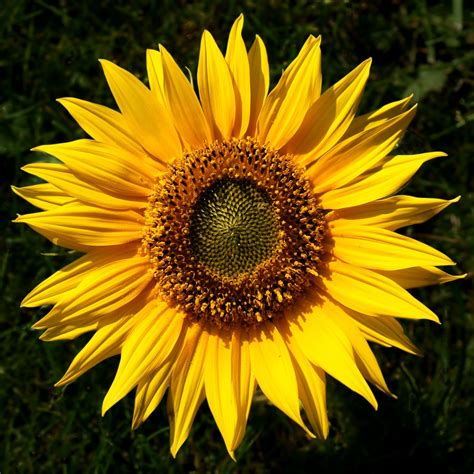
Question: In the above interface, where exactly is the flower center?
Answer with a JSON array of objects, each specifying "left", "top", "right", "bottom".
[
  {"left": 190, "top": 179, "right": 279, "bottom": 277},
  {"left": 143, "top": 138, "right": 327, "bottom": 329}
]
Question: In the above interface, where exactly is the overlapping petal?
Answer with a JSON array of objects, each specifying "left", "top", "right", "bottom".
[
  {"left": 347, "top": 311, "right": 421, "bottom": 355},
  {"left": 246, "top": 35, "right": 269, "bottom": 135},
  {"left": 57, "top": 97, "right": 146, "bottom": 156},
  {"left": 55, "top": 311, "right": 139, "bottom": 386},
  {"left": 225, "top": 14, "right": 251, "bottom": 138},
  {"left": 258, "top": 35, "right": 322, "bottom": 149},
  {"left": 103, "top": 302, "right": 185, "bottom": 414},
  {"left": 284, "top": 59, "right": 371, "bottom": 163},
  {"left": 328, "top": 301, "right": 392, "bottom": 395},
  {"left": 327, "top": 195, "right": 459, "bottom": 230},
  {"left": 100, "top": 59, "right": 182, "bottom": 163},
  {"left": 198, "top": 30, "right": 236, "bottom": 139},
  {"left": 146, "top": 49, "right": 166, "bottom": 102},
  {"left": 205, "top": 331, "right": 236, "bottom": 453},
  {"left": 33, "top": 140, "right": 157, "bottom": 197},
  {"left": 286, "top": 297, "right": 377, "bottom": 408},
  {"left": 12, "top": 183, "right": 74, "bottom": 210},
  {"left": 21, "top": 162, "right": 146, "bottom": 211},
  {"left": 376, "top": 266, "right": 466, "bottom": 289},
  {"left": 329, "top": 224, "right": 454, "bottom": 270},
  {"left": 160, "top": 45, "right": 211, "bottom": 148},
  {"left": 309, "top": 106, "right": 417, "bottom": 192},
  {"left": 132, "top": 359, "right": 176, "bottom": 429},
  {"left": 33, "top": 253, "right": 152, "bottom": 329},
  {"left": 343, "top": 95, "right": 413, "bottom": 138},
  {"left": 321, "top": 260, "right": 440, "bottom": 322},
  {"left": 169, "top": 323, "right": 207, "bottom": 457},
  {"left": 15, "top": 202, "right": 144, "bottom": 250},
  {"left": 248, "top": 322, "right": 312, "bottom": 435},
  {"left": 281, "top": 320, "right": 329, "bottom": 438},
  {"left": 22, "top": 246, "right": 136, "bottom": 308},
  {"left": 319, "top": 152, "right": 446, "bottom": 209}
]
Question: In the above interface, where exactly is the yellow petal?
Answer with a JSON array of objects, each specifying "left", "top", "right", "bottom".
[
  {"left": 132, "top": 360, "right": 175, "bottom": 429},
  {"left": 15, "top": 202, "right": 144, "bottom": 250},
  {"left": 282, "top": 320, "right": 329, "bottom": 439},
  {"left": 248, "top": 321, "right": 312, "bottom": 435},
  {"left": 347, "top": 311, "right": 421, "bottom": 355},
  {"left": 146, "top": 49, "right": 166, "bottom": 103},
  {"left": 319, "top": 152, "right": 446, "bottom": 209},
  {"left": 40, "top": 322, "right": 97, "bottom": 341},
  {"left": 286, "top": 297, "right": 377, "bottom": 408},
  {"left": 22, "top": 246, "right": 135, "bottom": 308},
  {"left": 198, "top": 30, "right": 236, "bottom": 139},
  {"left": 246, "top": 35, "right": 269, "bottom": 136},
  {"left": 343, "top": 95, "right": 413, "bottom": 138},
  {"left": 294, "top": 360, "right": 329, "bottom": 439},
  {"left": 103, "top": 303, "right": 185, "bottom": 414},
  {"left": 55, "top": 308, "right": 142, "bottom": 386},
  {"left": 229, "top": 330, "right": 255, "bottom": 455},
  {"left": 33, "top": 140, "right": 155, "bottom": 197},
  {"left": 160, "top": 45, "right": 211, "bottom": 148},
  {"left": 258, "top": 35, "right": 322, "bottom": 149},
  {"left": 285, "top": 59, "right": 371, "bottom": 163},
  {"left": 376, "top": 266, "right": 466, "bottom": 289},
  {"left": 169, "top": 322, "right": 207, "bottom": 457},
  {"left": 12, "top": 183, "right": 74, "bottom": 210},
  {"left": 100, "top": 59, "right": 182, "bottom": 163},
  {"left": 329, "top": 301, "right": 392, "bottom": 395},
  {"left": 40, "top": 254, "right": 152, "bottom": 328},
  {"left": 309, "top": 106, "right": 417, "bottom": 193},
  {"left": 327, "top": 195, "right": 460, "bottom": 230},
  {"left": 204, "top": 330, "right": 239, "bottom": 458},
  {"left": 32, "top": 281, "right": 151, "bottom": 335},
  {"left": 22, "top": 162, "right": 146, "bottom": 211},
  {"left": 225, "top": 14, "right": 251, "bottom": 137},
  {"left": 330, "top": 224, "right": 454, "bottom": 270},
  {"left": 57, "top": 97, "right": 145, "bottom": 156},
  {"left": 322, "top": 260, "right": 439, "bottom": 322}
]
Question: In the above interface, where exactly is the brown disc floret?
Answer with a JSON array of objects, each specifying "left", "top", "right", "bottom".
[{"left": 143, "top": 137, "right": 327, "bottom": 328}]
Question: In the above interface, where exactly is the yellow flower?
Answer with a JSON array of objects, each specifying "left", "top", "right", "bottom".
[{"left": 14, "top": 15, "right": 464, "bottom": 458}]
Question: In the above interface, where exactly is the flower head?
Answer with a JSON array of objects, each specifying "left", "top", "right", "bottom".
[{"left": 14, "top": 15, "right": 464, "bottom": 458}]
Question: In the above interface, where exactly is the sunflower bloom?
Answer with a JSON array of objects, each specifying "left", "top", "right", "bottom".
[{"left": 15, "top": 15, "right": 464, "bottom": 458}]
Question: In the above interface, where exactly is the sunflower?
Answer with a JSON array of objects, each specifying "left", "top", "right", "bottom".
[{"left": 14, "top": 15, "right": 464, "bottom": 458}]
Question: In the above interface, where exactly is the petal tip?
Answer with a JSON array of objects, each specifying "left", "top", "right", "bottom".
[
  {"left": 169, "top": 445, "right": 179, "bottom": 458},
  {"left": 98, "top": 58, "right": 115, "bottom": 71},
  {"left": 54, "top": 376, "right": 68, "bottom": 387},
  {"left": 31, "top": 319, "right": 46, "bottom": 329},
  {"left": 101, "top": 400, "right": 111, "bottom": 417}
]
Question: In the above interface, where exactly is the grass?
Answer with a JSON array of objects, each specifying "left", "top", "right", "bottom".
[{"left": 1, "top": 0, "right": 473, "bottom": 472}]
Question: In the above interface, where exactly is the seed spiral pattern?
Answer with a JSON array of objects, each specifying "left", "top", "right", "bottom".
[
  {"left": 143, "top": 137, "right": 327, "bottom": 328},
  {"left": 190, "top": 179, "right": 279, "bottom": 277}
]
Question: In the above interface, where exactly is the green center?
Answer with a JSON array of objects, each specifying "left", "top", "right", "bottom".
[{"left": 190, "top": 179, "right": 279, "bottom": 277}]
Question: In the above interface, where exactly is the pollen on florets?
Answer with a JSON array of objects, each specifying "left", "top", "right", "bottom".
[{"left": 142, "top": 137, "right": 327, "bottom": 328}]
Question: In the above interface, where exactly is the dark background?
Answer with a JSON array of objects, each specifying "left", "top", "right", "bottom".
[{"left": 1, "top": 0, "right": 473, "bottom": 472}]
